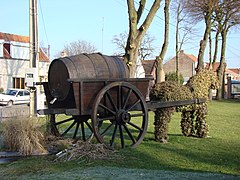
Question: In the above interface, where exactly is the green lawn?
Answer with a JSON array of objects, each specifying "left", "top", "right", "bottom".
[{"left": 0, "top": 99, "right": 239, "bottom": 179}]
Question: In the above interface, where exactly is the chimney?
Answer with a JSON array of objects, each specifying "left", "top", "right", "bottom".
[{"left": 60, "top": 51, "right": 67, "bottom": 57}]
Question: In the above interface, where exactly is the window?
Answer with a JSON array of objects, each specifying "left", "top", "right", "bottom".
[
  {"left": 18, "top": 91, "right": 24, "bottom": 96},
  {"left": 13, "top": 77, "right": 25, "bottom": 89},
  {"left": 3, "top": 43, "right": 11, "bottom": 58},
  {"left": 232, "top": 84, "right": 240, "bottom": 94},
  {"left": 24, "top": 90, "right": 30, "bottom": 96}
]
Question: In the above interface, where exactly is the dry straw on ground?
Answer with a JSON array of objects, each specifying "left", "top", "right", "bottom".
[
  {"left": 2, "top": 117, "right": 120, "bottom": 162},
  {"left": 53, "top": 140, "right": 118, "bottom": 162},
  {"left": 2, "top": 117, "right": 48, "bottom": 156}
]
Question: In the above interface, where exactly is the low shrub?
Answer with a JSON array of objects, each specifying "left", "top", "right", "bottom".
[
  {"left": 150, "top": 69, "right": 219, "bottom": 142},
  {"left": 165, "top": 72, "right": 184, "bottom": 84},
  {"left": 150, "top": 81, "right": 193, "bottom": 142}
]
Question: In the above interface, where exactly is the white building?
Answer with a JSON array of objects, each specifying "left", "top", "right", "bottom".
[{"left": 0, "top": 32, "right": 50, "bottom": 92}]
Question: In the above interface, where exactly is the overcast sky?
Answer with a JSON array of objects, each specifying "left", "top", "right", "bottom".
[{"left": 1, "top": 0, "right": 240, "bottom": 68}]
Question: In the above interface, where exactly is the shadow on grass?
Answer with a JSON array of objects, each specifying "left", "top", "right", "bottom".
[{"left": 120, "top": 134, "right": 240, "bottom": 175}]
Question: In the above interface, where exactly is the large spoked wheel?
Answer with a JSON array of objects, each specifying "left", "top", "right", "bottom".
[
  {"left": 49, "top": 114, "right": 93, "bottom": 141},
  {"left": 91, "top": 82, "right": 148, "bottom": 149}
]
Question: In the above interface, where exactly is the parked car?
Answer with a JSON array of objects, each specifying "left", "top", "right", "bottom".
[{"left": 0, "top": 88, "right": 30, "bottom": 106}]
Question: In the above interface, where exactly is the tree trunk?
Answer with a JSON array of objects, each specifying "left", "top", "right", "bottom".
[
  {"left": 124, "top": 0, "right": 161, "bottom": 78},
  {"left": 156, "top": 0, "right": 170, "bottom": 83},
  {"left": 124, "top": 0, "right": 141, "bottom": 78},
  {"left": 175, "top": 2, "right": 180, "bottom": 83},
  {"left": 196, "top": 14, "right": 212, "bottom": 71},
  {"left": 125, "top": 29, "right": 141, "bottom": 77},
  {"left": 208, "top": 32, "right": 212, "bottom": 66},
  {"left": 216, "top": 30, "right": 227, "bottom": 100},
  {"left": 213, "top": 30, "right": 220, "bottom": 64}
]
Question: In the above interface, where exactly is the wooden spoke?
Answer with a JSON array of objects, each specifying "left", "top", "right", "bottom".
[
  {"left": 99, "top": 103, "right": 116, "bottom": 115},
  {"left": 85, "top": 121, "right": 93, "bottom": 132},
  {"left": 54, "top": 117, "right": 74, "bottom": 126},
  {"left": 119, "top": 125, "right": 125, "bottom": 148},
  {"left": 106, "top": 91, "right": 118, "bottom": 111},
  {"left": 122, "top": 88, "right": 132, "bottom": 109},
  {"left": 100, "top": 122, "right": 114, "bottom": 136},
  {"left": 130, "top": 113, "right": 145, "bottom": 117},
  {"left": 126, "top": 99, "right": 141, "bottom": 111},
  {"left": 80, "top": 122, "right": 86, "bottom": 141},
  {"left": 110, "top": 123, "right": 118, "bottom": 148},
  {"left": 98, "top": 115, "right": 116, "bottom": 122},
  {"left": 73, "top": 121, "right": 80, "bottom": 139},
  {"left": 128, "top": 121, "right": 143, "bottom": 132},
  {"left": 61, "top": 120, "right": 77, "bottom": 136},
  {"left": 123, "top": 124, "right": 136, "bottom": 144},
  {"left": 118, "top": 85, "right": 122, "bottom": 109}
]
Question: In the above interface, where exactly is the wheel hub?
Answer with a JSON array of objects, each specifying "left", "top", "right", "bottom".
[{"left": 116, "top": 110, "right": 131, "bottom": 124}]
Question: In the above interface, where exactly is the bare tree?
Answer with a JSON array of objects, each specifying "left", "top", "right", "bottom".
[
  {"left": 58, "top": 40, "right": 97, "bottom": 57},
  {"left": 185, "top": 0, "right": 218, "bottom": 71},
  {"left": 212, "top": 27, "right": 220, "bottom": 65},
  {"left": 125, "top": 0, "right": 162, "bottom": 77},
  {"left": 139, "top": 33, "right": 156, "bottom": 60},
  {"left": 171, "top": 0, "right": 195, "bottom": 82},
  {"left": 112, "top": 32, "right": 128, "bottom": 56},
  {"left": 112, "top": 32, "right": 156, "bottom": 60},
  {"left": 214, "top": 0, "right": 240, "bottom": 99}
]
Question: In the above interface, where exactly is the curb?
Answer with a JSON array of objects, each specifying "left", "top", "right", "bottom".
[{"left": 0, "top": 151, "right": 21, "bottom": 158}]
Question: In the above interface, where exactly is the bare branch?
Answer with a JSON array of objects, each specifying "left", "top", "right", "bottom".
[
  {"left": 59, "top": 40, "right": 97, "bottom": 57},
  {"left": 112, "top": 32, "right": 156, "bottom": 59},
  {"left": 137, "top": 0, "right": 146, "bottom": 23}
]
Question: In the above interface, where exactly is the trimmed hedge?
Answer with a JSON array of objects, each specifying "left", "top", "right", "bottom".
[{"left": 150, "top": 69, "right": 219, "bottom": 142}]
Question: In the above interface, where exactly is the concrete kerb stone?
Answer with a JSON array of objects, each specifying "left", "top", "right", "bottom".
[{"left": 0, "top": 151, "right": 21, "bottom": 158}]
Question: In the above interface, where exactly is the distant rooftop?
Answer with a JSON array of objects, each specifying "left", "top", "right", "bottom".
[
  {"left": 0, "top": 32, "right": 49, "bottom": 62},
  {"left": 0, "top": 32, "right": 29, "bottom": 43}
]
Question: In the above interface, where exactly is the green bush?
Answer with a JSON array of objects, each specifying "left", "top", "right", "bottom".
[
  {"left": 165, "top": 72, "right": 184, "bottom": 84},
  {"left": 150, "top": 69, "right": 220, "bottom": 141},
  {"left": 150, "top": 81, "right": 193, "bottom": 142}
]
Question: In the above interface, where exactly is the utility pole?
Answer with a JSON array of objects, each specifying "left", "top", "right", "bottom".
[{"left": 29, "top": 0, "right": 39, "bottom": 116}]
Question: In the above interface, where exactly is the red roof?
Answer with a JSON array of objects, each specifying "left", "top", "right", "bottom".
[
  {"left": 142, "top": 60, "right": 155, "bottom": 74},
  {"left": 0, "top": 32, "right": 29, "bottom": 43},
  {"left": 39, "top": 48, "right": 49, "bottom": 62},
  {"left": 228, "top": 68, "right": 240, "bottom": 75},
  {"left": 205, "top": 62, "right": 221, "bottom": 72},
  {"left": 225, "top": 68, "right": 238, "bottom": 75},
  {"left": 0, "top": 32, "right": 49, "bottom": 62},
  {"left": 178, "top": 50, "right": 197, "bottom": 63},
  {"left": 185, "top": 53, "right": 198, "bottom": 62}
]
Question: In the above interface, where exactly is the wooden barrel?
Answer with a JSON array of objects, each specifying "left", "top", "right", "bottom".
[{"left": 48, "top": 53, "right": 129, "bottom": 101}]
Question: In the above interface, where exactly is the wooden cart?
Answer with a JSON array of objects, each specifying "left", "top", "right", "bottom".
[
  {"left": 38, "top": 53, "right": 205, "bottom": 149},
  {"left": 38, "top": 78, "right": 151, "bottom": 149}
]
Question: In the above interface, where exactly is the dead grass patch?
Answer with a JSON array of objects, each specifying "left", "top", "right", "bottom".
[
  {"left": 2, "top": 117, "right": 48, "bottom": 156},
  {"left": 53, "top": 140, "right": 119, "bottom": 162},
  {"left": 44, "top": 135, "right": 120, "bottom": 163}
]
